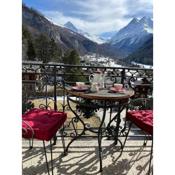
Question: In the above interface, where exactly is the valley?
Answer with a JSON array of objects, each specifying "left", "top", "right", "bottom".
[{"left": 22, "top": 4, "right": 153, "bottom": 67}]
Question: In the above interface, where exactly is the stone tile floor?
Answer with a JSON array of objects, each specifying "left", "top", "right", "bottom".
[{"left": 22, "top": 137, "right": 152, "bottom": 175}]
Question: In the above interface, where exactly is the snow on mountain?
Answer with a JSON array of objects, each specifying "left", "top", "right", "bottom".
[
  {"left": 139, "top": 16, "right": 153, "bottom": 28},
  {"left": 64, "top": 21, "right": 79, "bottom": 33},
  {"left": 99, "top": 31, "right": 117, "bottom": 41},
  {"left": 110, "top": 17, "right": 153, "bottom": 45},
  {"left": 81, "top": 31, "right": 106, "bottom": 44},
  {"left": 131, "top": 61, "right": 153, "bottom": 69},
  {"left": 64, "top": 21, "right": 105, "bottom": 44}
]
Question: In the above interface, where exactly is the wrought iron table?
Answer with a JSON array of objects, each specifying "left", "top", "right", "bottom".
[{"left": 64, "top": 86, "right": 134, "bottom": 172}]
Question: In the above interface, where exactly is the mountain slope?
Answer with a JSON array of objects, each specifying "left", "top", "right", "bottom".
[
  {"left": 99, "top": 31, "right": 117, "bottom": 41},
  {"left": 124, "top": 36, "right": 153, "bottom": 65},
  {"left": 110, "top": 17, "right": 153, "bottom": 56},
  {"left": 64, "top": 21, "right": 105, "bottom": 44},
  {"left": 22, "top": 5, "right": 153, "bottom": 62},
  {"left": 22, "top": 5, "right": 98, "bottom": 56}
]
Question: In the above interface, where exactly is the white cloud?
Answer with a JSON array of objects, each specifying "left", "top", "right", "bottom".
[{"left": 42, "top": 0, "right": 152, "bottom": 35}]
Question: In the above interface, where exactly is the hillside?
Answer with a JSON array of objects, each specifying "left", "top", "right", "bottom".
[
  {"left": 22, "top": 5, "right": 98, "bottom": 59},
  {"left": 22, "top": 4, "right": 153, "bottom": 64},
  {"left": 124, "top": 36, "right": 153, "bottom": 65},
  {"left": 110, "top": 17, "right": 153, "bottom": 56}
]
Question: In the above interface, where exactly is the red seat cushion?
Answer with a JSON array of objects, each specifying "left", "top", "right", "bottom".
[
  {"left": 22, "top": 108, "right": 67, "bottom": 141},
  {"left": 126, "top": 110, "right": 153, "bottom": 135}
]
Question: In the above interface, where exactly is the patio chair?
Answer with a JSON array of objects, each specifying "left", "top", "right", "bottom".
[
  {"left": 122, "top": 98, "right": 153, "bottom": 175},
  {"left": 22, "top": 108, "right": 67, "bottom": 175}
]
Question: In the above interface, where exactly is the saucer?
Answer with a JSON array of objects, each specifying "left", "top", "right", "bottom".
[
  {"left": 110, "top": 87, "right": 125, "bottom": 93},
  {"left": 71, "top": 86, "right": 89, "bottom": 92}
]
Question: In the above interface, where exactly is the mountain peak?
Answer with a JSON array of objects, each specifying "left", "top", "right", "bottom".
[
  {"left": 141, "top": 16, "right": 148, "bottom": 20},
  {"left": 129, "top": 17, "right": 139, "bottom": 24},
  {"left": 110, "top": 16, "right": 153, "bottom": 47},
  {"left": 139, "top": 16, "right": 153, "bottom": 28},
  {"left": 140, "top": 16, "right": 152, "bottom": 22},
  {"left": 64, "top": 21, "right": 73, "bottom": 26},
  {"left": 64, "top": 21, "right": 105, "bottom": 44},
  {"left": 64, "top": 21, "right": 78, "bottom": 33}
]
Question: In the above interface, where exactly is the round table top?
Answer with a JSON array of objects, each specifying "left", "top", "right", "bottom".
[{"left": 65, "top": 86, "right": 134, "bottom": 101}]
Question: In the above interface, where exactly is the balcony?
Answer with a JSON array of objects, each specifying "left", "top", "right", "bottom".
[{"left": 22, "top": 62, "right": 153, "bottom": 175}]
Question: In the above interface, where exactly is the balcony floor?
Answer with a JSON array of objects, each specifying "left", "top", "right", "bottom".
[{"left": 22, "top": 137, "right": 152, "bottom": 175}]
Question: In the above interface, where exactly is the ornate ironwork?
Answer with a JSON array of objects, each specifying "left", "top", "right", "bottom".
[
  {"left": 22, "top": 62, "right": 153, "bottom": 134},
  {"left": 22, "top": 62, "right": 153, "bottom": 172}
]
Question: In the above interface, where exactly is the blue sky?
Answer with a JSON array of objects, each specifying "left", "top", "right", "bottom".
[{"left": 23, "top": 0, "right": 153, "bottom": 35}]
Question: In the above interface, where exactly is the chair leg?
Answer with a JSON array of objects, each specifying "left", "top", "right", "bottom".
[
  {"left": 53, "top": 135, "right": 57, "bottom": 145},
  {"left": 121, "top": 122, "right": 132, "bottom": 153},
  {"left": 29, "top": 137, "right": 34, "bottom": 149},
  {"left": 148, "top": 139, "right": 153, "bottom": 175},
  {"left": 143, "top": 136, "right": 148, "bottom": 146},
  {"left": 121, "top": 117, "right": 127, "bottom": 133},
  {"left": 50, "top": 140, "right": 54, "bottom": 175},
  {"left": 60, "top": 126, "right": 66, "bottom": 155},
  {"left": 43, "top": 141, "right": 50, "bottom": 175}
]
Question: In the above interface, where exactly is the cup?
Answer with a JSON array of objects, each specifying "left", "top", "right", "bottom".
[{"left": 113, "top": 83, "right": 123, "bottom": 91}]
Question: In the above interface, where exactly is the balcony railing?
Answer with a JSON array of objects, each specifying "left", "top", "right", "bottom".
[
  {"left": 22, "top": 62, "right": 153, "bottom": 143},
  {"left": 22, "top": 62, "right": 153, "bottom": 174},
  {"left": 22, "top": 62, "right": 153, "bottom": 109}
]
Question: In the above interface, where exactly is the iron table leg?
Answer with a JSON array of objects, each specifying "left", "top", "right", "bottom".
[
  {"left": 98, "top": 101, "right": 107, "bottom": 172},
  {"left": 114, "top": 103, "right": 122, "bottom": 145},
  {"left": 64, "top": 96, "right": 86, "bottom": 154}
]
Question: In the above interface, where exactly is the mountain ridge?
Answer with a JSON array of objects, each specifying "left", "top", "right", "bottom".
[
  {"left": 124, "top": 36, "right": 153, "bottom": 65},
  {"left": 22, "top": 4, "right": 153, "bottom": 65},
  {"left": 63, "top": 21, "right": 105, "bottom": 44},
  {"left": 64, "top": 21, "right": 79, "bottom": 33},
  {"left": 110, "top": 17, "right": 153, "bottom": 56},
  {"left": 22, "top": 5, "right": 99, "bottom": 56}
]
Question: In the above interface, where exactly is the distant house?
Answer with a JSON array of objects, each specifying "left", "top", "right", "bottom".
[
  {"left": 22, "top": 61, "right": 43, "bottom": 96},
  {"left": 22, "top": 61, "right": 42, "bottom": 80}
]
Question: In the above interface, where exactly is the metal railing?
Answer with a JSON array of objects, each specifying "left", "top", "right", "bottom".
[
  {"left": 22, "top": 62, "right": 153, "bottom": 111},
  {"left": 22, "top": 61, "right": 153, "bottom": 146}
]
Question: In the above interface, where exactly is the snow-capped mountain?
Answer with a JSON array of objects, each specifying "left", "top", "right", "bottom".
[
  {"left": 64, "top": 21, "right": 79, "bottom": 33},
  {"left": 140, "top": 16, "right": 153, "bottom": 29},
  {"left": 124, "top": 36, "right": 153, "bottom": 65},
  {"left": 109, "top": 17, "right": 153, "bottom": 57},
  {"left": 81, "top": 32, "right": 106, "bottom": 44},
  {"left": 110, "top": 17, "right": 153, "bottom": 45},
  {"left": 64, "top": 21, "right": 105, "bottom": 44},
  {"left": 99, "top": 31, "right": 117, "bottom": 41},
  {"left": 23, "top": 5, "right": 99, "bottom": 57}
]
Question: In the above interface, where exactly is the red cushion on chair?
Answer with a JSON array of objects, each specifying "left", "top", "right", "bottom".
[
  {"left": 126, "top": 110, "right": 153, "bottom": 135},
  {"left": 22, "top": 108, "right": 67, "bottom": 141}
]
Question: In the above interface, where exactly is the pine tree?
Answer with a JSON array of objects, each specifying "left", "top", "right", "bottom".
[
  {"left": 22, "top": 25, "right": 36, "bottom": 60},
  {"left": 22, "top": 25, "right": 31, "bottom": 40},
  {"left": 63, "top": 50, "right": 86, "bottom": 82},
  {"left": 63, "top": 49, "right": 80, "bottom": 65},
  {"left": 48, "top": 38, "right": 61, "bottom": 62},
  {"left": 35, "top": 34, "right": 50, "bottom": 63},
  {"left": 27, "top": 39, "right": 36, "bottom": 60}
]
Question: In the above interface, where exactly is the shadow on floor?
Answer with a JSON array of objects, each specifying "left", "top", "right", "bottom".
[{"left": 22, "top": 139, "right": 152, "bottom": 175}]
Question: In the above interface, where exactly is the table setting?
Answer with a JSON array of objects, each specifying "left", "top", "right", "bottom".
[{"left": 62, "top": 71, "right": 135, "bottom": 172}]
